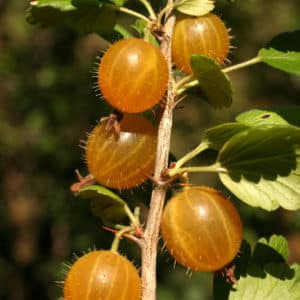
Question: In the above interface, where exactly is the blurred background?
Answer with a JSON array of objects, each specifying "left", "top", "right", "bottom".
[{"left": 1, "top": 0, "right": 300, "bottom": 299}]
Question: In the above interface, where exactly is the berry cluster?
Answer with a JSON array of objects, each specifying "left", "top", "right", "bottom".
[{"left": 66, "top": 11, "right": 241, "bottom": 300}]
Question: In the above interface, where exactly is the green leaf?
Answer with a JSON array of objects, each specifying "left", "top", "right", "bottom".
[
  {"left": 252, "top": 235, "right": 289, "bottom": 265},
  {"left": 190, "top": 55, "right": 233, "bottom": 108},
  {"left": 27, "top": 1, "right": 116, "bottom": 36},
  {"left": 258, "top": 48, "right": 300, "bottom": 76},
  {"left": 175, "top": 0, "right": 214, "bottom": 16},
  {"left": 214, "top": 235, "right": 300, "bottom": 300},
  {"left": 72, "top": 0, "right": 102, "bottom": 7},
  {"left": 203, "top": 123, "right": 250, "bottom": 150},
  {"left": 77, "top": 185, "right": 127, "bottom": 225},
  {"left": 258, "top": 31, "right": 300, "bottom": 75},
  {"left": 236, "top": 109, "right": 290, "bottom": 127},
  {"left": 229, "top": 265, "right": 300, "bottom": 300},
  {"left": 30, "top": 0, "right": 77, "bottom": 11},
  {"left": 218, "top": 127, "right": 299, "bottom": 182},
  {"left": 219, "top": 149, "right": 300, "bottom": 211}
]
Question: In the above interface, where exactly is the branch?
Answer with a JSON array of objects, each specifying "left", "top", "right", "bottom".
[{"left": 140, "top": 9, "right": 176, "bottom": 300}]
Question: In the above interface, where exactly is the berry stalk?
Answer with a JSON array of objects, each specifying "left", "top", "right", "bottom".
[{"left": 140, "top": 7, "right": 176, "bottom": 300}]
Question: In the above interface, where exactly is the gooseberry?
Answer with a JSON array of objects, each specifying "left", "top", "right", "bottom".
[
  {"left": 172, "top": 13, "right": 230, "bottom": 74},
  {"left": 64, "top": 250, "right": 141, "bottom": 300},
  {"left": 98, "top": 38, "right": 169, "bottom": 113},
  {"left": 161, "top": 186, "right": 242, "bottom": 271},
  {"left": 86, "top": 115, "right": 157, "bottom": 189}
]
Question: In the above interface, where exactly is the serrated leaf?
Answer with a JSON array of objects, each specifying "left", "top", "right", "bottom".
[
  {"left": 252, "top": 235, "right": 289, "bottom": 266},
  {"left": 218, "top": 127, "right": 299, "bottom": 182},
  {"left": 27, "top": 1, "right": 116, "bottom": 36},
  {"left": 258, "top": 235, "right": 289, "bottom": 261},
  {"left": 214, "top": 235, "right": 300, "bottom": 300},
  {"left": 259, "top": 48, "right": 300, "bottom": 76},
  {"left": 190, "top": 55, "right": 233, "bottom": 108},
  {"left": 77, "top": 185, "right": 127, "bottom": 225},
  {"left": 175, "top": 0, "right": 214, "bottom": 16},
  {"left": 220, "top": 149, "right": 300, "bottom": 210},
  {"left": 236, "top": 109, "right": 290, "bottom": 127},
  {"left": 203, "top": 123, "right": 250, "bottom": 150},
  {"left": 258, "top": 31, "right": 300, "bottom": 76},
  {"left": 229, "top": 264, "right": 300, "bottom": 300}
]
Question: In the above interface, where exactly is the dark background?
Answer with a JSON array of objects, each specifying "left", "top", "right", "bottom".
[{"left": 1, "top": 1, "right": 300, "bottom": 299}]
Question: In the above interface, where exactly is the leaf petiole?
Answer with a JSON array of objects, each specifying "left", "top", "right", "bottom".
[
  {"left": 118, "top": 6, "right": 151, "bottom": 23},
  {"left": 168, "top": 162, "right": 225, "bottom": 177},
  {"left": 222, "top": 56, "right": 262, "bottom": 73},
  {"left": 137, "top": 0, "right": 156, "bottom": 19},
  {"left": 173, "top": 141, "right": 210, "bottom": 169}
]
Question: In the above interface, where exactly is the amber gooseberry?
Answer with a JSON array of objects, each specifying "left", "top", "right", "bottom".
[
  {"left": 171, "top": 13, "right": 230, "bottom": 74},
  {"left": 161, "top": 186, "right": 242, "bottom": 272},
  {"left": 64, "top": 250, "right": 141, "bottom": 300},
  {"left": 98, "top": 38, "right": 169, "bottom": 113},
  {"left": 86, "top": 115, "right": 157, "bottom": 189}
]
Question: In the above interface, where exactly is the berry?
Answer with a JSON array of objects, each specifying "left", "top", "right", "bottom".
[
  {"left": 172, "top": 13, "right": 230, "bottom": 74},
  {"left": 98, "top": 38, "right": 169, "bottom": 113},
  {"left": 64, "top": 250, "right": 141, "bottom": 300},
  {"left": 86, "top": 115, "right": 157, "bottom": 189},
  {"left": 161, "top": 186, "right": 242, "bottom": 271}
]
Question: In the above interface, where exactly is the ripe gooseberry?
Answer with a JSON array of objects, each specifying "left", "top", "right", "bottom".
[
  {"left": 172, "top": 13, "right": 230, "bottom": 74},
  {"left": 86, "top": 115, "right": 157, "bottom": 189},
  {"left": 64, "top": 250, "right": 141, "bottom": 300},
  {"left": 98, "top": 38, "right": 169, "bottom": 113},
  {"left": 161, "top": 186, "right": 242, "bottom": 271}
]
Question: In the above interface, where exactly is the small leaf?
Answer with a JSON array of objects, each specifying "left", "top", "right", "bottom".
[
  {"left": 30, "top": 0, "right": 76, "bottom": 11},
  {"left": 236, "top": 109, "right": 290, "bottom": 127},
  {"left": 218, "top": 127, "right": 299, "bottom": 182},
  {"left": 77, "top": 185, "right": 127, "bottom": 225},
  {"left": 176, "top": 0, "right": 214, "bottom": 16},
  {"left": 259, "top": 48, "right": 300, "bottom": 76},
  {"left": 219, "top": 150, "right": 300, "bottom": 211},
  {"left": 190, "top": 55, "right": 233, "bottom": 108},
  {"left": 27, "top": 1, "right": 116, "bottom": 36},
  {"left": 203, "top": 123, "right": 250, "bottom": 150}
]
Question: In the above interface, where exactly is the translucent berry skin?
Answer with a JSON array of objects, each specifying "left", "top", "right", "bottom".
[
  {"left": 161, "top": 186, "right": 242, "bottom": 272},
  {"left": 86, "top": 115, "right": 157, "bottom": 189},
  {"left": 172, "top": 13, "right": 230, "bottom": 74},
  {"left": 64, "top": 250, "right": 141, "bottom": 300},
  {"left": 98, "top": 38, "right": 169, "bottom": 113}
]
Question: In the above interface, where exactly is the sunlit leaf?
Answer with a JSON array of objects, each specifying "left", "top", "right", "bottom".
[
  {"left": 259, "top": 48, "right": 300, "bottom": 76},
  {"left": 219, "top": 150, "right": 300, "bottom": 211},
  {"left": 218, "top": 127, "right": 299, "bottom": 182},
  {"left": 176, "top": 0, "right": 214, "bottom": 16}
]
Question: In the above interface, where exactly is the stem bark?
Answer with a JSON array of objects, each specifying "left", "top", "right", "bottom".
[{"left": 140, "top": 10, "right": 176, "bottom": 300}]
